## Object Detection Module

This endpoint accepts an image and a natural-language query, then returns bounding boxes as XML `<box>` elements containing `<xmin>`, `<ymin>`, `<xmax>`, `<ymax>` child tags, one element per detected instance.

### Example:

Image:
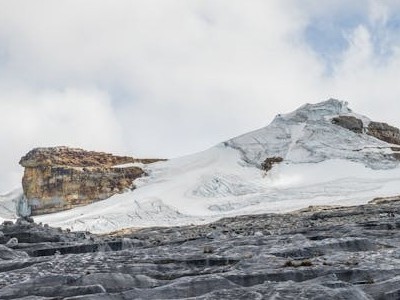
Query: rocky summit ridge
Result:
<box><xmin>226</xmin><ymin>99</ymin><xmax>400</xmax><ymax>170</ymax></box>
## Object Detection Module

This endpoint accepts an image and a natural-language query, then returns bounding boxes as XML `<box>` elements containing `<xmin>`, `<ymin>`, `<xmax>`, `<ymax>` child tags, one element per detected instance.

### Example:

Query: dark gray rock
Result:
<box><xmin>0</xmin><ymin>244</ymin><xmax>28</xmax><ymax>260</ymax></box>
<box><xmin>75</xmin><ymin>273</ymin><xmax>159</xmax><ymax>292</ymax></box>
<box><xmin>10</xmin><ymin>297</ymin><xmax>54</xmax><ymax>300</ymax></box>
<box><xmin>260</xmin><ymin>156</ymin><xmax>283</xmax><ymax>172</ymax></box>
<box><xmin>0</xmin><ymin>278</ymin><xmax>105</xmax><ymax>299</ymax></box>
<box><xmin>2</xmin><ymin>201</ymin><xmax>400</xmax><ymax>299</ymax></box>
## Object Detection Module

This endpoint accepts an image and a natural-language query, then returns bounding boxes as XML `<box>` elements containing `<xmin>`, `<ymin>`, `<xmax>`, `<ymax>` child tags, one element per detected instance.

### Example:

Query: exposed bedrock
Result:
<box><xmin>19</xmin><ymin>147</ymin><xmax>164</xmax><ymax>216</ymax></box>
<box><xmin>367</xmin><ymin>121</ymin><xmax>400</xmax><ymax>145</ymax></box>
<box><xmin>2</xmin><ymin>200</ymin><xmax>400</xmax><ymax>299</ymax></box>
<box><xmin>260</xmin><ymin>156</ymin><xmax>283</xmax><ymax>172</ymax></box>
<box><xmin>331</xmin><ymin>116</ymin><xmax>400</xmax><ymax>145</ymax></box>
<box><xmin>331</xmin><ymin>116</ymin><xmax>364</xmax><ymax>134</ymax></box>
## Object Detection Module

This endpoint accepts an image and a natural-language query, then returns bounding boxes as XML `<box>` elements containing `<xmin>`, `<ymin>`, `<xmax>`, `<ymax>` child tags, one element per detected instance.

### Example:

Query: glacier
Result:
<box><xmin>1</xmin><ymin>99</ymin><xmax>400</xmax><ymax>233</ymax></box>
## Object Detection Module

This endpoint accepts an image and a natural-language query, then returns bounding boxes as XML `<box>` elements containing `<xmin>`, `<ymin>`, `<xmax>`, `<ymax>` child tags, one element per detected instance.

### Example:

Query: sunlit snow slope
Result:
<box><xmin>2</xmin><ymin>99</ymin><xmax>400</xmax><ymax>233</ymax></box>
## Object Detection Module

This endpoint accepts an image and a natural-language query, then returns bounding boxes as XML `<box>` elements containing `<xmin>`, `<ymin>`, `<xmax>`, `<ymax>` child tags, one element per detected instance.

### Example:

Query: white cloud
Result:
<box><xmin>369</xmin><ymin>0</ymin><xmax>389</xmax><ymax>24</ymax></box>
<box><xmin>0</xmin><ymin>1</ymin><xmax>400</xmax><ymax>192</ymax></box>
<box><xmin>0</xmin><ymin>88</ymin><xmax>126</xmax><ymax>191</ymax></box>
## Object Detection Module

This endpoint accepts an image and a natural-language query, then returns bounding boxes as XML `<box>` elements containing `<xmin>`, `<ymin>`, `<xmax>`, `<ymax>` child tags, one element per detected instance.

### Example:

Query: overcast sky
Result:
<box><xmin>1</xmin><ymin>0</ymin><xmax>400</xmax><ymax>193</ymax></box>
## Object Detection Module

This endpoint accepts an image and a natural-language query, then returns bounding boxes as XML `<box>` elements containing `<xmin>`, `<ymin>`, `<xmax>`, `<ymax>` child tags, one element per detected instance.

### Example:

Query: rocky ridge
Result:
<box><xmin>227</xmin><ymin>99</ymin><xmax>400</xmax><ymax>170</ymax></box>
<box><xmin>1</xmin><ymin>198</ymin><xmax>400</xmax><ymax>299</ymax></box>
<box><xmin>19</xmin><ymin>147</ymin><xmax>164</xmax><ymax>216</ymax></box>
<box><xmin>332</xmin><ymin>115</ymin><xmax>400</xmax><ymax>145</ymax></box>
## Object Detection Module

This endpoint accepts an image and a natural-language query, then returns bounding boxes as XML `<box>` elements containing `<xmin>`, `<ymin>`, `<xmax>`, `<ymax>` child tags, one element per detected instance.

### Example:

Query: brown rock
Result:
<box><xmin>331</xmin><ymin>116</ymin><xmax>364</xmax><ymax>134</ymax></box>
<box><xmin>261</xmin><ymin>157</ymin><xmax>283</xmax><ymax>172</ymax></box>
<box><xmin>367</xmin><ymin>121</ymin><xmax>400</xmax><ymax>145</ymax></box>
<box><xmin>369</xmin><ymin>195</ymin><xmax>400</xmax><ymax>205</ymax></box>
<box><xmin>19</xmin><ymin>147</ymin><xmax>164</xmax><ymax>216</ymax></box>
<box><xmin>19</xmin><ymin>146</ymin><xmax>155</xmax><ymax>167</ymax></box>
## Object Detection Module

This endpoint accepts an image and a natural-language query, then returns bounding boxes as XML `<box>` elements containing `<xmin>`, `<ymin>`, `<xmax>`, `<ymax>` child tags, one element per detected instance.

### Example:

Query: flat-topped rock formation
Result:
<box><xmin>19</xmin><ymin>147</ymin><xmax>164</xmax><ymax>216</ymax></box>
<box><xmin>1</xmin><ymin>199</ymin><xmax>400</xmax><ymax>299</ymax></box>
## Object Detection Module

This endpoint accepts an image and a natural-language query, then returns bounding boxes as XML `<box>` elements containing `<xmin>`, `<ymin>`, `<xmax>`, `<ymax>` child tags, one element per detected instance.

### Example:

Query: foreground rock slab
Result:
<box><xmin>2</xmin><ymin>199</ymin><xmax>400</xmax><ymax>299</ymax></box>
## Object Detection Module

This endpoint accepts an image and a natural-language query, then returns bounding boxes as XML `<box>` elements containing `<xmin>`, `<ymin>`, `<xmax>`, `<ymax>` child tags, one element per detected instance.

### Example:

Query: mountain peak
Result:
<box><xmin>226</xmin><ymin>99</ymin><xmax>400</xmax><ymax>169</ymax></box>
<box><xmin>276</xmin><ymin>98</ymin><xmax>351</xmax><ymax>123</ymax></box>
<box><xmin>2</xmin><ymin>99</ymin><xmax>400</xmax><ymax>234</ymax></box>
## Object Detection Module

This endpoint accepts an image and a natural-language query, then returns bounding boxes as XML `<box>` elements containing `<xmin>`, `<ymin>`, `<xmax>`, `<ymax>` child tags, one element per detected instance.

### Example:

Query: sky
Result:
<box><xmin>1</xmin><ymin>0</ymin><xmax>400</xmax><ymax>193</ymax></box>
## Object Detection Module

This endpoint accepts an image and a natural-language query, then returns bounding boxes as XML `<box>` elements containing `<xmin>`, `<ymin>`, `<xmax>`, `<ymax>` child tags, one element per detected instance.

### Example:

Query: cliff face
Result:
<box><xmin>367</xmin><ymin>121</ymin><xmax>400</xmax><ymax>145</ymax></box>
<box><xmin>19</xmin><ymin>147</ymin><xmax>163</xmax><ymax>216</ymax></box>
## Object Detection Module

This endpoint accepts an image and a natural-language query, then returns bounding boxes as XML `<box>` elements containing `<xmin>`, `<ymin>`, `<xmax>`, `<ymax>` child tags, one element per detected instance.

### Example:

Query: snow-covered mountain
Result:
<box><xmin>2</xmin><ymin>99</ymin><xmax>400</xmax><ymax>233</ymax></box>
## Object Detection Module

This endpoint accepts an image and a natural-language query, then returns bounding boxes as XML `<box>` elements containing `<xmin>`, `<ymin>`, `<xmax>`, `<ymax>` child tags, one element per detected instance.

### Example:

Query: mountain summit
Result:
<box><xmin>2</xmin><ymin>99</ymin><xmax>400</xmax><ymax>233</ymax></box>
<box><xmin>226</xmin><ymin>99</ymin><xmax>400</xmax><ymax>170</ymax></box>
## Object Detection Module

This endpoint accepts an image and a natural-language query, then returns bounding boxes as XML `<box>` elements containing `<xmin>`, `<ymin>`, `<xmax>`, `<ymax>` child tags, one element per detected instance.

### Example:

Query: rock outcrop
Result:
<box><xmin>331</xmin><ymin>116</ymin><xmax>400</xmax><ymax>145</ymax></box>
<box><xmin>19</xmin><ymin>147</ymin><xmax>164</xmax><ymax>216</ymax></box>
<box><xmin>331</xmin><ymin>116</ymin><xmax>364</xmax><ymax>134</ymax></box>
<box><xmin>260</xmin><ymin>156</ymin><xmax>283</xmax><ymax>172</ymax></box>
<box><xmin>367</xmin><ymin>121</ymin><xmax>400</xmax><ymax>145</ymax></box>
<box><xmin>2</xmin><ymin>200</ymin><xmax>400</xmax><ymax>299</ymax></box>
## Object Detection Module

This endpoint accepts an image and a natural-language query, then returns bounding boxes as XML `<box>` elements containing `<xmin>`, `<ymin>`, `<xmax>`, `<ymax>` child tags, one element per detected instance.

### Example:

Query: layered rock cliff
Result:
<box><xmin>19</xmin><ymin>147</ymin><xmax>163</xmax><ymax>216</ymax></box>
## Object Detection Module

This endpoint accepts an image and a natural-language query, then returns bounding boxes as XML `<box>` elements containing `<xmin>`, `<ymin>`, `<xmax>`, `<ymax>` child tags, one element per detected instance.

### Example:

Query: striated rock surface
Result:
<box><xmin>2</xmin><ymin>200</ymin><xmax>400</xmax><ymax>299</ymax></box>
<box><xmin>19</xmin><ymin>147</ymin><xmax>163</xmax><ymax>216</ymax></box>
